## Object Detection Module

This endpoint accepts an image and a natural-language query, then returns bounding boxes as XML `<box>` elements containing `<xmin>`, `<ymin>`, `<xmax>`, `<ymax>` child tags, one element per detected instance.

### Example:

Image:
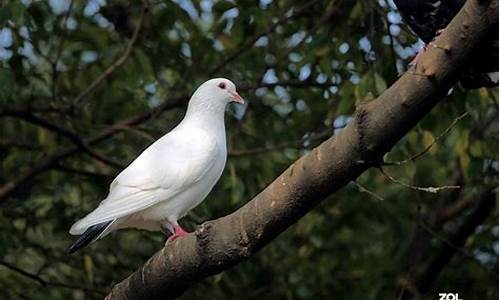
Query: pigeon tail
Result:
<box><xmin>68</xmin><ymin>220</ymin><xmax>114</xmax><ymax>254</ymax></box>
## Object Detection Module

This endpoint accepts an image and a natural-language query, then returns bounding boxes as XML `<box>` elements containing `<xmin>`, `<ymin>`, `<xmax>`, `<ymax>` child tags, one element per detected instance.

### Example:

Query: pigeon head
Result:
<box><xmin>185</xmin><ymin>78</ymin><xmax>245</xmax><ymax>122</ymax></box>
<box><xmin>192</xmin><ymin>78</ymin><xmax>244</xmax><ymax>106</ymax></box>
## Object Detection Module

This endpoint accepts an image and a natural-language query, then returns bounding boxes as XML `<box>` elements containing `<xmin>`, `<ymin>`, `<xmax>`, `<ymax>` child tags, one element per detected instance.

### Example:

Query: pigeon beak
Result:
<box><xmin>228</xmin><ymin>91</ymin><xmax>244</xmax><ymax>104</ymax></box>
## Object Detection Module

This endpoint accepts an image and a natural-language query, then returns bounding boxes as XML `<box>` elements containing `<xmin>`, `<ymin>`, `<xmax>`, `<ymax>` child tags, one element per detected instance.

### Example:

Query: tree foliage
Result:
<box><xmin>0</xmin><ymin>1</ymin><xmax>497</xmax><ymax>299</ymax></box>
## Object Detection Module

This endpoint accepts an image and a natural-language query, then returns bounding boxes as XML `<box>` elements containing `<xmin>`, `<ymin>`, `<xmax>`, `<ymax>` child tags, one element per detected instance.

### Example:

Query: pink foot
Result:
<box><xmin>166</xmin><ymin>223</ymin><xmax>189</xmax><ymax>242</ymax></box>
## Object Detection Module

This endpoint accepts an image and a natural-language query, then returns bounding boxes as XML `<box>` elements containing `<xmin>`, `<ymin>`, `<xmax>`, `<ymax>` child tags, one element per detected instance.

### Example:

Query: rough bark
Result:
<box><xmin>105</xmin><ymin>1</ymin><xmax>498</xmax><ymax>299</ymax></box>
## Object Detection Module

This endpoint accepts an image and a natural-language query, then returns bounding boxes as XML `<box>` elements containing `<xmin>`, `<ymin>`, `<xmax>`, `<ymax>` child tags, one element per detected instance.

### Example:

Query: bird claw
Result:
<box><xmin>163</xmin><ymin>221</ymin><xmax>189</xmax><ymax>245</ymax></box>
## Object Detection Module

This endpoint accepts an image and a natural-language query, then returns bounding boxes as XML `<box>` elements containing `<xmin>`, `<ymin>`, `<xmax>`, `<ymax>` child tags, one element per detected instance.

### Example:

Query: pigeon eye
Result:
<box><xmin>218</xmin><ymin>82</ymin><xmax>226</xmax><ymax>89</ymax></box>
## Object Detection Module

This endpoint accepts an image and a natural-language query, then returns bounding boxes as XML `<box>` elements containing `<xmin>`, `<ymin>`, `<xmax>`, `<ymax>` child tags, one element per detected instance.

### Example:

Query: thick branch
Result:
<box><xmin>105</xmin><ymin>1</ymin><xmax>498</xmax><ymax>299</ymax></box>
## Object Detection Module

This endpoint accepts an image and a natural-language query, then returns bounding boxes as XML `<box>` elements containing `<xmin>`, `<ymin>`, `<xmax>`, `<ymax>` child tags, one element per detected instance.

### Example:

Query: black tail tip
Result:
<box><xmin>67</xmin><ymin>234</ymin><xmax>92</xmax><ymax>254</ymax></box>
<box><xmin>67</xmin><ymin>221</ymin><xmax>112</xmax><ymax>254</ymax></box>
<box><xmin>67</xmin><ymin>243</ymin><xmax>80</xmax><ymax>254</ymax></box>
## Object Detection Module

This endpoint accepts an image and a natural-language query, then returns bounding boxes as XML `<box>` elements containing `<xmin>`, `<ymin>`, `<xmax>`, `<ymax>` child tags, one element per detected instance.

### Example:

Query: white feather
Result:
<box><xmin>69</xmin><ymin>78</ymin><xmax>241</xmax><ymax>238</ymax></box>
<box><xmin>70</xmin><ymin>128</ymin><xmax>220</xmax><ymax>234</ymax></box>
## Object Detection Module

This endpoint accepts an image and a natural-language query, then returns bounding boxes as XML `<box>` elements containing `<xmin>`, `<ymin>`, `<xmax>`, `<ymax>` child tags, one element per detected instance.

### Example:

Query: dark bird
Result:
<box><xmin>394</xmin><ymin>0</ymin><xmax>498</xmax><ymax>89</ymax></box>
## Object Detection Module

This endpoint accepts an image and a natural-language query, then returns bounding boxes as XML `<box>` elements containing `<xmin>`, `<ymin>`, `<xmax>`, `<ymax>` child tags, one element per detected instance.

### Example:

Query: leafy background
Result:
<box><xmin>0</xmin><ymin>0</ymin><xmax>497</xmax><ymax>299</ymax></box>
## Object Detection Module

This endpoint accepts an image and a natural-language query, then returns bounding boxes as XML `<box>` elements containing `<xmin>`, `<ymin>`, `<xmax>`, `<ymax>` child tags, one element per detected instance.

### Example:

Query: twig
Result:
<box><xmin>73</xmin><ymin>1</ymin><xmax>147</xmax><ymax>106</ymax></box>
<box><xmin>277</xmin><ymin>1</ymin><xmax>342</xmax><ymax>62</ymax></box>
<box><xmin>384</xmin><ymin>112</ymin><xmax>469</xmax><ymax>166</ymax></box>
<box><xmin>419</xmin><ymin>222</ymin><xmax>477</xmax><ymax>259</ymax></box>
<box><xmin>0</xmin><ymin>103</ymin><xmax>70</xmax><ymax>115</ymax></box>
<box><xmin>209</xmin><ymin>0</ymin><xmax>320</xmax><ymax>76</ymax></box>
<box><xmin>378</xmin><ymin>166</ymin><xmax>461</xmax><ymax>193</ymax></box>
<box><xmin>355</xmin><ymin>181</ymin><xmax>384</xmax><ymax>201</ymax></box>
<box><xmin>419</xmin><ymin>220</ymin><xmax>497</xmax><ymax>277</ymax></box>
<box><xmin>239</xmin><ymin>80</ymin><xmax>337</xmax><ymax>91</ymax></box>
<box><xmin>113</xmin><ymin>124</ymin><xmax>156</xmax><ymax>142</ymax></box>
<box><xmin>53</xmin><ymin>0</ymin><xmax>75</xmax><ymax>63</ymax></box>
<box><xmin>0</xmin><ymin>260</ymin><xmax>105</xmax><ymax>296</ymax></box>
<box><xmin>54</xmin><ymin>164</ymin><xmax>113</xmax><ymax>179</ymax></box>
<box><xmin>229</xmin><ymin>128</ymin><xmax>331</xmax><ymax>157</ymax></box>
<box><xmin>3</xmin><ymin>109</ymin><xmax>124</xmax><ymax>169</ymax></box>
<box><xmin>429</xmin><ymin>196</ymin><xmax>474</xmax><ymax>227</ymax></box>
<box><xmin>5</xmin><ymin>22</ymin><xmax>53</xmax><ymax>66</ymax></box>
<box><xmin>0</xmin><ymin>139</ymin><xmax>39</xmax><ymax>151</ymax></box>
<box><xmin>381</xmin><ymin>2</ymin><xmax>399</xmax><ymax>76</ymax></box>
<box><xmin>51</xmin><ymin>0</ymin><xmax>75</xmax><ymax>100</ymax></box>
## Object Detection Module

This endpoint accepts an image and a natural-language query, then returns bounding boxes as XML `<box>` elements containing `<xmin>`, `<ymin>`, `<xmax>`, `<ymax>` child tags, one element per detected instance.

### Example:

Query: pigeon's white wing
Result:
<box><xmin>70</xmin><ymin>128</ymin><xmax>218</xmax><ymax>234</ymax></box>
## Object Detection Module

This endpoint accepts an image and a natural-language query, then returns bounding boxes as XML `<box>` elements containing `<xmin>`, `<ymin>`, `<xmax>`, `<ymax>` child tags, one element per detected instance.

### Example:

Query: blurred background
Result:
<box><xmin>0</xmin><ymin>0</ymin><xmax>498</xmax><ymax>299</ymax></box>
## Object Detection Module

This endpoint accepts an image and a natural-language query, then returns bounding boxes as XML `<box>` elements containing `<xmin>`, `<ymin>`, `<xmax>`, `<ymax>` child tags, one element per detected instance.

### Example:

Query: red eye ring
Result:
<box><xmin>218</xmin><ymin>82</ymin><xmax>226</xmax><ymax>89</ymax></box>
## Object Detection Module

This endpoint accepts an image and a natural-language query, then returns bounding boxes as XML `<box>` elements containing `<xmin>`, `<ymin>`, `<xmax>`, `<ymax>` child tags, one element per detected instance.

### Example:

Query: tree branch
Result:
<box><xmin>0</xmin><ymin>260</ymin><xmax>105</xmax><ymax>296</ymax></box>
<box><xmin>239</xmin><ymin>79</ymin><xmax>337</xmax><ymax>91</ymax></box>
<box><xmin>54</xmin><ymin>164</ymin><xmax>113</xmax><ymax>180</ymax></box>
<box><xmin>73</xmin><ymin>1</ymin><xmax>147</xmax><ymax>106</ymax></box>
<box><xmin>2</xmin><ymin>109</ymin><xmax>125</xmax><ymax>168</ymax></box>
<box><xmin>383</xmin><ymin>111</ymin><xmax>469</xmax><ymax>166</ymax></box>
<box><xmin>378</xmin><ymin>166</ymin><xmax>461</xmax><ymax>193</ymax></box>
<box><xmin>209</xmin><ymin>0</ymin><xmax>321</xmax><ymax>76</ymax></box>
<box><xmin>229</xmin><ymin>127</ymin><xmax>332</xmax><ymax>157</ymax></box>
<box><xmin>105</xmin><ymin>1</ymin><xmax>499</xmax><ymax>299</ymax></box>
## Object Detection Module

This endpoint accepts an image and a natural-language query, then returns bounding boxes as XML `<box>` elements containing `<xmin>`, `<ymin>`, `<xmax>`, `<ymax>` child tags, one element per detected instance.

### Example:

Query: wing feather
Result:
<box><xmin>70</xmin><ymin>128</ymin><xmax>219</xmax><ymax>234</ymax></box>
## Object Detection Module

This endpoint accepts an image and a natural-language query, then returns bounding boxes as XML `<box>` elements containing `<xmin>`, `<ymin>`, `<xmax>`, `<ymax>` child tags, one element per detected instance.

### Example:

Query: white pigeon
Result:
<box><xmin>68</xmin><ymin>78</ymin><xmax>244</xmax><ymax>253</ymax></box>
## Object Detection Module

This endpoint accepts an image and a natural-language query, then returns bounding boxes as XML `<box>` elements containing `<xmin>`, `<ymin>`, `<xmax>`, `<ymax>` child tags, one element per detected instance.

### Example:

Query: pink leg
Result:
<box><xmin>162</xmin><ymin>221</ymin><xmax>189</xmax><ymax>242</ymax></box>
